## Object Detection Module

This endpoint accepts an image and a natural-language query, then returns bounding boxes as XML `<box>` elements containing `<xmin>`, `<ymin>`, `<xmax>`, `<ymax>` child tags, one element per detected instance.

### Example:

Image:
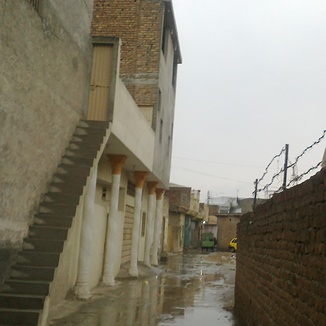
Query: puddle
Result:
<box><xmin>50</xmin><ymin>252</ymin><xmax>237</xmax><ymax>325</ymax></box>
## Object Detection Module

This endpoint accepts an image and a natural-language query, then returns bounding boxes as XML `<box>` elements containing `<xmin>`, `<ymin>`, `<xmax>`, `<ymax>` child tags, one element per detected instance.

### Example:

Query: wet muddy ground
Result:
<box><xmin>49</xmin><ymin>251</ymin><xmax>237</xmax><ymax>325</ymax></box>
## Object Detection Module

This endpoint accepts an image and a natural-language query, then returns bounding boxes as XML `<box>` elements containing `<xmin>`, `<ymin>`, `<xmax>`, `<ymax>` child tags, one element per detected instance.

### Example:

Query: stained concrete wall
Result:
<box><xmin>168</xmin><ymin>212</ymin><xmax>185</xmax><ymax>253</ymax></box>
<box><xmin>0</xmin><ymin>0</ymin><xmax>93</xmax><ymax>250</ymax></box>
<box><xmin>235</xmin><ymin>170</ymin><xmax>326</xmax><ymax>326</ymax></box>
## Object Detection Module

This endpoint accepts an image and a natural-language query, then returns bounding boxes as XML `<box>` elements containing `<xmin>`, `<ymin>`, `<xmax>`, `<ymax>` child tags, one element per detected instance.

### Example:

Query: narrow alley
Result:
<box><xmin>49</xmin><ymin>252</ymin><xmax>237</xmax><ymax>326</ymax></box>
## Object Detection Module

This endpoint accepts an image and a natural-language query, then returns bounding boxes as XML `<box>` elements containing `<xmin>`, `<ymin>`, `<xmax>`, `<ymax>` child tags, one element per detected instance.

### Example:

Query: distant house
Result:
<box><xmin>166</xmin><ymin>184</ymin><xmax>204</xmax><ymax>252</ymax></box>
<box><xmin>203</xmin><ymin>215</ymin><xmax>218</xmax><ymax>240</ymax></box>
<box><xmin>207</xmin><ymin>196</ymin><xmax>263</xmax><ymax>251</ymax></box>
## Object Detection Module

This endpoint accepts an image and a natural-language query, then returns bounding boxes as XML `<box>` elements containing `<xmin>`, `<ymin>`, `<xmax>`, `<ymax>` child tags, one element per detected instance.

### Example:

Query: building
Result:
<box><xmin>207</xmin><ymin>196</ymin><xmax>261</xmax><ymax>251</ymax></box>
<box><xmin>167</xmin><ymin>184</ymin><xmax>204</xmax><ymax>252</ymax></box>
<box><xmin>0</xmin><ymin>0</ymin><xmax>181</xmax><ymax>324</ymax></box>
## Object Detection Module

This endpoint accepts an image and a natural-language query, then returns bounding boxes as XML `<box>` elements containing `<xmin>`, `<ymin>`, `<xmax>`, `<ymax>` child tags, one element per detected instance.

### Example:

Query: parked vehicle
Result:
<box><xmin>229</xmin><ymin>237</ymin><xmax>237</xmax><ymax>252</ymax></box>
<box><xmin>201</xmin><ymin>232</ymin><xmax>216</xmax><ymax>251</ymax></box>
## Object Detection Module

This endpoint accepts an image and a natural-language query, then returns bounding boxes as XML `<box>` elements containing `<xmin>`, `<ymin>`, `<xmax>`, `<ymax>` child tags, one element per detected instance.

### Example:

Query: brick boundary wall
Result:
<box><xmin>235</xmin><ymin>170</ymin><xmax>326</xmax><ymax>326</ymax></box>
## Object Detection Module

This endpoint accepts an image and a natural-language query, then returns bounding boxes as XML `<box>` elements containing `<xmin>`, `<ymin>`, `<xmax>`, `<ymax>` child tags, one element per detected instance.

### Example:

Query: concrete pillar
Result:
<box><xmin>125</xmin><ymin>282</ymin><xmax>138</xmax><ymax>325</ymax></box>
<box><xmin>102</xmin><ymin>155</ymin><xmax>127</xmax><ymax>286</ymax></box>
<box><xmin>140</xmin><ymin>280</ymin><xmax>150</xmax><ymax>324</ymax></box>
<box><xmin>129</xmin><ymin>171</ymin><xmax>148</xmax><ymax>277</ymax></box>
<box><xmin>143</xmin><ymin>182</ymin><xmax>158</xmax><ymax>267</ymax></box>
<box><xmin>149</xmin><ymin>278</ymin><xmax>159</xmax><ymax>326</ymax></box>
<box><xmin>151</xmin><ymin>188</ymin><xmax>164</xmax><ymax>266</ymax></box>
<box><xmin>74</xmin><ymin>165</ymin><xmax>98</xmax><ymax>299</ymax></box>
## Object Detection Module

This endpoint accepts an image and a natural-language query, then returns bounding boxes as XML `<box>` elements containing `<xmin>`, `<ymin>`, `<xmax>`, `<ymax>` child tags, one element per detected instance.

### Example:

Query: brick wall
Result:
<box><xmin>92</xmin><ymin>0</ymin><xmax>163</xmax><ymax>107</ymax></box>
<box><xmin>235</xmin><ymin>170</ymin><xmax>326</xmax><ymax>326</ymax></box>
<box><xmin>167</xmin><ymin>187</ymin><xmax>191</xmax><ymax>212</ymax></box>
<box><xmin>217</xmin><ymin>215</ymin><xmax>240</xmax><ymax>250</ymax></box>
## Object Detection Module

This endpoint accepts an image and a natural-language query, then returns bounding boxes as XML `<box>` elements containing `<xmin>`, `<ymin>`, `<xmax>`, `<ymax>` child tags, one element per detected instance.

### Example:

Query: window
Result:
<box><xmin>127</xmin><ymin>181</ymin><xmax>135</xmax><ymax>197</ymax></box>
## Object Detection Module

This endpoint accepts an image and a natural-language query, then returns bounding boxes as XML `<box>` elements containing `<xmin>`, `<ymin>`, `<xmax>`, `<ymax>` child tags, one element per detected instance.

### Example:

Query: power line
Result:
<box><xmin>172</xmin><ymin>156</ymin><xmax>264</xmax><ymax>169</ymax></box>
<box><xmin>172</xmin><ymin>166</ymin><xmax>253</xmax><ymax>185</ymax></box>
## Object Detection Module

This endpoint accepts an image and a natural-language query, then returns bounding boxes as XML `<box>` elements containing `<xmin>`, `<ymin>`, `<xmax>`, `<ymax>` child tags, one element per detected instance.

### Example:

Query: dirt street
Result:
<box><xmin>49</xmin><ymin>251</ymin><xmax>237</xmax><ymax>325</ymax></box>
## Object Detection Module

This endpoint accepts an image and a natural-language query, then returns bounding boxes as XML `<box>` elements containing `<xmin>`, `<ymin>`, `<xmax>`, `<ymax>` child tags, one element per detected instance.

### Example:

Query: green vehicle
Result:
<box><xmin>201</xmin><ymin>232</ymin><xmax>216</xmax><ymax>251</ymax></box>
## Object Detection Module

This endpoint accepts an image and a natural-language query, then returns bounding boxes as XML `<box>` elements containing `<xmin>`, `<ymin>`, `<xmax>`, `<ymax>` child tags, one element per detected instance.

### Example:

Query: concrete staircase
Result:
<box><xmin>0</xmin><ymin>120</ymin><xmax>110</xmax><ymax>325</ymax></box>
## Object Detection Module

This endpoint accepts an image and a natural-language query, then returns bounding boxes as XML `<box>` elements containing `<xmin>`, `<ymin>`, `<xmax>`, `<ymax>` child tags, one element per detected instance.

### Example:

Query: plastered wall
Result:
<box><xmin>0</xmin><ymin>0</ymin><xmax>93</xmax><ymax>248</ymax></box>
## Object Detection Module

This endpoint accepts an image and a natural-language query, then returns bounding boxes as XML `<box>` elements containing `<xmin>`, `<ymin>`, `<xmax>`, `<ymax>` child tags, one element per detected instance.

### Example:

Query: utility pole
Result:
<box><xmin>253</xmin><ymin>179</ymin><xmax>258</xmax><ymax>209</ymax></box>
<box><xmin>283</xmin><ymin>144</ymin><xmax>289</xmax><ymax>190</ymax></box>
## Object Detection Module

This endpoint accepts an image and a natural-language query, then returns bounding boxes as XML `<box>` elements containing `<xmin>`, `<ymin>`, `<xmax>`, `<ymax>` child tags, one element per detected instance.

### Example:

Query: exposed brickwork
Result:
<box><xmin>167</xmin><ymin>187</ymin><xmax>191</xmax><ymax>212</ymax></box>
<box><xmin>235</xmin><ymin>170</ymin><xmax>326</xmax><ymax>326</ymax></box>
<box><xmin>92</xmin><ymin>0</ymin><xmax>163</xmax><ymax>107</ymax></box>
<box><xmin>217</xmin><ymin>215</ymin><xmax>240</xmax><ymax>250</ymax></box>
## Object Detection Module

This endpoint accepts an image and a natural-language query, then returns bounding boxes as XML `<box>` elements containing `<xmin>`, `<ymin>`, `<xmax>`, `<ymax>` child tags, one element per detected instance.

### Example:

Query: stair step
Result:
<box><xmin>57</xmin><ymin>164</ymin><xmax>91</xmax><ymax>176</ymax></box>
<box><xmin>65</xmin><ymin>148</ymin><xmax>99</xmax><ymax>159</ymax></box>
<box><xmin>33</xmin><ymin>214</ymin><xmax>73</xmax><ymax>228</ymax></box>
<box><xmin>0</xmin><ymin>293</ymin><xmax>45</xmax><ymax>310</ymax></box>
<box><xmin>68</xmin><ymin>140</ymin><xmax>104</xmax><ymax>151</ymax></box>
<box><xmin>62</xmin><ymin>155</ymin><xmax>94</xmax><ymax>167</ymax></box>
<box><xmin>52</xmin><ymin>172</ymin><xmax>88</xmax><ymax>184</ymax></box>
<box><xmin>3</xmin><ymin>280</ymin><xmax>50</xmax><ymax>296</ymax></box>
<box><xmin>47</xmin><ymin>183</ymin><xmax>85</xmax><ymax>197</ymax></box>
<box><xmin>39</xmin><ymin>203</ymin><xmax>77</xmax><ymax>215</ymax></box>
<box><xmin>23</xmin><ymin>238</ymin><xmax>64</xmax><ymax>253</ymax></box>
<box><xmin>42</xmin><ymin>192</ymin><xmax>81</xmax><ymax>205</ymax></box>
<box><xmin>71</xmin><ymin>133</ymin><xmax>106</xmax><ymax>144</ymax></box>
<box><xmin>0</xmin><ymin>308</ymin><xmax>40</xmax><ymax>325</ymax></box>
<box><xmin>29</xmin><ymin>225</ymin><xmax>68</xmax><ymax>240</ymax></box>
<box><xmin>17</xmin><ymin>252</ymin><xmax>60</xmax><ymax>267</ymax></box>
<box><xmin>11</xmin><ymin>265</ymin><xmax>55</xmax><ymax>281</ymax></box>
<box><xmin>74</xmin><ymin>127</ymin><xmax>107</xmax><ymax>137</ymax></box>
<box><xmin>79</xmin><ymin>120</ymin><xmax>109</xmax><ymax>129</ymax></box>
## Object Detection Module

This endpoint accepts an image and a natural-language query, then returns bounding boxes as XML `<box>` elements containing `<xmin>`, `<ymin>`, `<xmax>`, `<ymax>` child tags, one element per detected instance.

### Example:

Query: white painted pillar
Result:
<box><xmin>102</xmin><ymin>155</ymin><xmax>126</xmax><ymax>286</ymax></box>
<box><xmin>149</xmin><ymin>278</ymin><xmax>160</xmax><ymax>326</ymax></box>
<box><xmin>140</xmin><ymin>280</ymin><xmax>150</xmax><ymax>324</ymax></box>
<box><xmin>125</xmin><ymin>282</ymin><xmax>138</xmax><ymax>325</ymax></box>
<box><xmin>74</xmin><ymin>165</ymin><xmax>98</xmax><ymax>299</ymax></box>
<box><xmin>129</xmin><ymin>171</ymin><xmax>148</xmax><ymax>277</ymax></box>
<box><xmin>151</xmin><ymin>189</ymin><xmax>164</xmax><ymax>266</ymax></box>
<box><xmin>143</xmin><ymin>182</ymin><xmax>157</xmax><ymax>267</ymax></box>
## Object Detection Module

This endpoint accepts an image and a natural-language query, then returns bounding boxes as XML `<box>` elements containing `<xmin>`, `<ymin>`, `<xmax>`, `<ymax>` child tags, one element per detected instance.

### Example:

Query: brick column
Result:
<box><xmin>143</xmin><ymin>182</ymin><xmax>158</xmax><ymax>267</ymax></box>
<box><xmin>151</xmin><ymin>188</ymin><xmax>164</xmax><ymax>266</ymax></box>
<box><xmin>102</xmin><ymin>155</ymin><xmax>127</xmax><ymax>286</ymax></box>
<box><xmin>129</xmin><ymin>171</ymin><xmax>148</xmax><ymax>277</ymax></box>
<box><xmin>73</xmin><ymin>165</ymin><xmax>98</xmax><ymax>299</ymax></box>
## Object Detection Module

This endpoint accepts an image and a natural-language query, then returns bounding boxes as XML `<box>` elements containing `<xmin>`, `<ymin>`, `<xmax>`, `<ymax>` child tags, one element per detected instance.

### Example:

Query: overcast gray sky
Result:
<box><xmin>170</xmin><ymin>0</ymin><xmax>326</xmax><ymax>202</ymax></box>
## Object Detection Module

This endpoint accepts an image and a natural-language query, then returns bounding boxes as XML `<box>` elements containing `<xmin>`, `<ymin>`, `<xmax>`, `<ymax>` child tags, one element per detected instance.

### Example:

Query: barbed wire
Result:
<box><xmin>257</xmin><ymin>147</ymin><xmax>286</xmax><ymax>185</ymax></box>
<box><xmin>257</xmin><ymin>167</ymin><xmax>284</xmax><ymax>193</ymax></box>
<box><xmin>287</xmin><ymin>161</ymin><xmax>322</xmax><ymax>186</ymax></box>
<box><xmin>254</xmin><ymin>129</ymin><xmax>325</xmax><ymax>198</ymax></box>
<box><xmin>288</xmin><ymin>130</ymin><xmax>326</xmax><ymax>169</ymax></box>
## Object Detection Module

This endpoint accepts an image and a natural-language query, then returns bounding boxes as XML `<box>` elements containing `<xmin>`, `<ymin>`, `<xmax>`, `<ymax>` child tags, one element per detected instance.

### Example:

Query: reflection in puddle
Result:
<box><xmin>51</xmin><ymin>253</ymin><xmax>236</xmax><ymax>326</ymax></box>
